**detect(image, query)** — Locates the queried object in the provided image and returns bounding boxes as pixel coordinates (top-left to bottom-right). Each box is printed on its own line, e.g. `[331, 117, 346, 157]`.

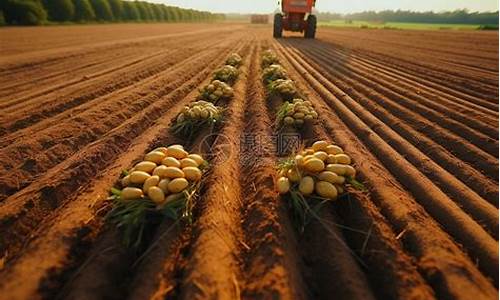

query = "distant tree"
[144, 2, 155, 20]
[1, 0, 47, 25]
[107, 0, 122, 20]
[89, 0, 113, 20]
[135, 1, 149, 21]
[42, 0, 75, 22]
[122, 0, 139, 21]
[72, 0, 95, 21]
[151, 3, 164, 21]
[0, 10, 5, 25]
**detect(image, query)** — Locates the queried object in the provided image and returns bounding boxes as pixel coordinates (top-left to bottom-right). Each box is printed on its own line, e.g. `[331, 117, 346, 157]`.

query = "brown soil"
[0, 24, 497, 300]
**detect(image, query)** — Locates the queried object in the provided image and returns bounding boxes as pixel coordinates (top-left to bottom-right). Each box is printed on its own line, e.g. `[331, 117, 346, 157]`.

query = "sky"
[151, 0, 499, 14]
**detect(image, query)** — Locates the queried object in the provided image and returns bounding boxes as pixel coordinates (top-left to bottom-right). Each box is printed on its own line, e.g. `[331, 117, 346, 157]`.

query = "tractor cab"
[274, 0, 317, 38]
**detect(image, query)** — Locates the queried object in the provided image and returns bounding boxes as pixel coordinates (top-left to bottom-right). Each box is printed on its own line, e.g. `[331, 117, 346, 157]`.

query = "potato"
[335, 154, 351, 165]
[326, 145, 343, 155]
[164, 167, 185, 178]
[143, 175, 160, 193]
[335, 184, 344, 194]
[158, 178, 170, 193]
[134, 161, 157, 173]
[129, 171, 151, 184]
[162, 157, 181, 168]
[121, 175, 130, 187]
[326, 164, 347, 175]
[287, 168, 301, 182]
[344, 165, 356, 178]
[148, 186, 165, 205]
[299, 176, 314, 195]
[121, 187, 143, 200]
[165, 193, 183, 204]
[294, 113, 305, 119]
[318, 171, 339, 184]
[294, 119, 304, 126]
[315, 181, 338, 200]
[326, 154, 337, 164]
[167, 147, 188, 159]
[313, 151, 328, 162]
[335, 176, 346, 185]
[153, 165, 168, 177]
[168, 178, 189, 193]
[277, 177, 290, 194]
[294, 155, 305, 167]
[303, 158, 325, 173]
[180, 158, 198, 168]
[188, 154, 204, 166]
[183, 167, 202, 181]
[312, 140, 328, 151]
[153, 147, 169, 155]
[144, 151, 166, 164]
[284, 116, 294, 125]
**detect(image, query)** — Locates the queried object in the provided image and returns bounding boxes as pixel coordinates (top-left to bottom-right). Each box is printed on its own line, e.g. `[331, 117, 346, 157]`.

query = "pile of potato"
[263, 64, 288, 83]
[175, 101, 222, 123]
[226, 53, 242, 67]
[279, 98, 318, 128]
[213, 65, 239, 83]
[276, 140, 356, 201]
[268, 79, 298, 99]
[120, 144, 206, 206]
[198, 80, 234, 102]
[262, 49, 279, 67]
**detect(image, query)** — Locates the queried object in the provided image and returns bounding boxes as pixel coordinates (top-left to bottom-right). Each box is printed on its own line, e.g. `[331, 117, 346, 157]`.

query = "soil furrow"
[276, 41, 499, 281]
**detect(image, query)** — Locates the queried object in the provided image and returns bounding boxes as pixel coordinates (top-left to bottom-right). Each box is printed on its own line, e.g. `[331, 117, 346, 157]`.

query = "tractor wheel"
[273, 14, 283, 38]
[305, 14, 316, 39]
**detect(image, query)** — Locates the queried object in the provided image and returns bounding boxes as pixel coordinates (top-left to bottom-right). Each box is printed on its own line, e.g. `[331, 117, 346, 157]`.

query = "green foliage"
[72, 0, 95, 21]
[0, 11, 5, 25]
[151, 3, 164, 21]
[122, 0, 139, 21]
[107, 0, 122, 20]
[42, 0, 75, 22]
[134, 1, 149, 21]
[1, 0, 47, 25]
[89, 0, 113, 21]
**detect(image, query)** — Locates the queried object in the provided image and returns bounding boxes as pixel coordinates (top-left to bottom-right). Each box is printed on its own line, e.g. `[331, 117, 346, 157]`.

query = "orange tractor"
[273, 0, 317, 38]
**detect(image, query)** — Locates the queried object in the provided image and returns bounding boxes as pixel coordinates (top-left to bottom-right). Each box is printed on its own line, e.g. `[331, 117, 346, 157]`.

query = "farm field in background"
[319, 19, 491, 30]
[0, 23, 498, 299]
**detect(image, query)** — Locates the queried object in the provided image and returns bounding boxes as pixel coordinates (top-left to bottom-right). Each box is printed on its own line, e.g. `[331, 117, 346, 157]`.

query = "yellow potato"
[183, 167, 202, 181]
[326, 145, 343, 155]
[152, 165, 168, 177]
[121, 175, 130, 187]
[335, 154, 351, 165]
[344, 165, 356, 178]
[277, 177, 290, 194]
[129, 171, 151, 184]
[326, 164, 347, 176]
[162, 157, 181, 168]
[312, 140, 328, 152]
[299, 176, 314, 195]
[318, 171, 339, 184]
[168, 178, 189, 193]
[313, 151, 328, 162]
[121, 187, 143, 200]
[180, 158, 198, 168]
[143, 175, 160, 193]
[167, 147, 188, 159]
[188, 154, 204, 166]
[326, 154, 337, 164]
[158, 178, 170, 193]
[153, 147, 169, 155]
[315, 181, 338, 200]
[148, 186, 165, 205]
[144, 151, 166, 164]
[303, 158, 325, 173]
[287, 168, 301, 182]
[335, 184, 344, 194]
[294, 155, 305, 167]
[134, 161, 157, 173]
[163, 167, 185, 179]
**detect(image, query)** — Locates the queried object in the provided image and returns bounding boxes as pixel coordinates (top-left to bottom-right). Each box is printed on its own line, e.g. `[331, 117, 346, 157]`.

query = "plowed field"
[0, 24, 498, 300]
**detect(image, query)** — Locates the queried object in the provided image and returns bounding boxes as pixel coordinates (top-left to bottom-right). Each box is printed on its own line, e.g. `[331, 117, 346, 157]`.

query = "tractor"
[273, 0, 317, 38]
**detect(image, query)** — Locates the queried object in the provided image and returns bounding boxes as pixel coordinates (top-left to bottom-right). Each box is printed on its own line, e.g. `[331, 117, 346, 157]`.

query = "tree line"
[0, 0, 224, 25]
[317, 10, 499, 25]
